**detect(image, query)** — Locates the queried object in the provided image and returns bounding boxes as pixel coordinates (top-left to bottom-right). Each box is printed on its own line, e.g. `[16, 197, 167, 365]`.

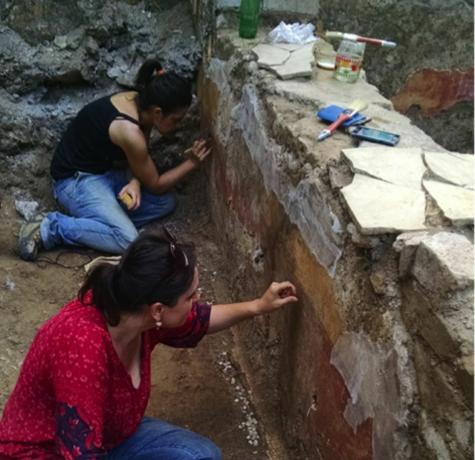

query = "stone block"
[346, 223, 380, 249]
[328, 165, 352, 190]
[424, 151, 474, 189]
[412, 232, 474, 293]
[423, 179, 474, 226]
[341, 174, 426, 235]
[342, 146, 425, 190]
[393, 231, 432, 277]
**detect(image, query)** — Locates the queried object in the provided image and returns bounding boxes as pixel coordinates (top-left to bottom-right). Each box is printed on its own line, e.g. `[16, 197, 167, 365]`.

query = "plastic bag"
[268, 21, 317, 45]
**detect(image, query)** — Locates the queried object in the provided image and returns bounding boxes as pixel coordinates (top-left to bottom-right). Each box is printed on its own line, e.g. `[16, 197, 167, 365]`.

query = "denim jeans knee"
[111, 225, 139, 252]
[193, 438, 222, 460]
[162, 193, 177, 216]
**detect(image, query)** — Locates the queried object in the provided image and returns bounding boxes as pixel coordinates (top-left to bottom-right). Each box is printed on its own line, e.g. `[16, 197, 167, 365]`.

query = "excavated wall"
[194, 6, 474, 458]
[0, 1, 472, 458]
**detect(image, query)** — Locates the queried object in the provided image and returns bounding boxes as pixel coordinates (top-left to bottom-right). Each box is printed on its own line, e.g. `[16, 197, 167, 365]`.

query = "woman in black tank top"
[18, 59, 211, 261]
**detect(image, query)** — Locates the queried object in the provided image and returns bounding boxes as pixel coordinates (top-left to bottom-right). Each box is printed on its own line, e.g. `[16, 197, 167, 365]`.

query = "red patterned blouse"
[0, 296, 211, 459]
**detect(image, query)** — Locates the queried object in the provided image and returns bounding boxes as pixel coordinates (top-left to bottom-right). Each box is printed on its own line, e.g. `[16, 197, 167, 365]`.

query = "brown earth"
[0, 170, 277, 459]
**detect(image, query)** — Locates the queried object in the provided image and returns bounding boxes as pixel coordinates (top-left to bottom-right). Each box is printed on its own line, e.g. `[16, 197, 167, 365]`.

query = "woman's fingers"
[199, 148, 212, 161]
[118, 187, 141, 211]
[192, 146, 212, 162]
[274, 281, 297, 298]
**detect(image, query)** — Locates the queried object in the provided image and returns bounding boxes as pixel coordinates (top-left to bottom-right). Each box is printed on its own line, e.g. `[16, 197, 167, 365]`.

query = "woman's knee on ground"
[189, 436, 222, 460]
[160, 192, 177, 217]
[146, 419, 222, 460]
[112, 225, 139, 252]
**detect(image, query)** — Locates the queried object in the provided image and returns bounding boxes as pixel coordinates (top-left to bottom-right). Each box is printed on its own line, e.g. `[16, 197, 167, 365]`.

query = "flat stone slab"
[342, 147, 425, 190]
[273, 43, 314, 80]
[424, 151, 474, 189]
[273, 43, 303, 52]
[423, 179, 474, 225]
[252, 43, 290, 68]
[412, 232, 474, 293]
[274, 68, 390, 108]
[252, 43, 314, 79]
[341, 174, 426, 235]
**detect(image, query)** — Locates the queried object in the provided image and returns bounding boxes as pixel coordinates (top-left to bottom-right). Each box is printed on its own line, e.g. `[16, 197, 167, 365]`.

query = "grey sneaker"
[18, 215, 44, 261]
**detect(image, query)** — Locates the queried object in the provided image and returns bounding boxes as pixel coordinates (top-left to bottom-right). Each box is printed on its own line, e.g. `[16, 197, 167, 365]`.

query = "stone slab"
[273, 43, 303, 52]
[341, 174, 426, 235]
[274, 68, 391, 108]
[342, 147, 425, 190]
[412, 232, 474, 293]
[423, 179, 474, 225]
[252, 43, 289, 69]
[272, 43, 314, 80]
[424, 151, 474, 189]
[253, 43, 315, 80]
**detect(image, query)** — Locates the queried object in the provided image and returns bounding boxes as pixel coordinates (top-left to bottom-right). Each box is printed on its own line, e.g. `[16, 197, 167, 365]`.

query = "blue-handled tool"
[317, 99, 367, 142]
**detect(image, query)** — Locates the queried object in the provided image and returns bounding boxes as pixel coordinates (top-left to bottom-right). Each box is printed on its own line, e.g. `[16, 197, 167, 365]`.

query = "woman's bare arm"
[110, 120, 210, 195]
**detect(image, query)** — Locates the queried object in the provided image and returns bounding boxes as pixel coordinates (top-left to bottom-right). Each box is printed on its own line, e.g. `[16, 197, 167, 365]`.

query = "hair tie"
[154, 68, 166, 77]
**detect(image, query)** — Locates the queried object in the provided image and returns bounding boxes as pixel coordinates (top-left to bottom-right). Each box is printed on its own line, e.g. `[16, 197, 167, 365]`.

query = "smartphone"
[348, 126, 400, 146]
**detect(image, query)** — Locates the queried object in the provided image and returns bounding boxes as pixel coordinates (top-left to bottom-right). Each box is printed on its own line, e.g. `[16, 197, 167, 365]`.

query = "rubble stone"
[412, 232, 474, 293]
[393, 231, 432, 277]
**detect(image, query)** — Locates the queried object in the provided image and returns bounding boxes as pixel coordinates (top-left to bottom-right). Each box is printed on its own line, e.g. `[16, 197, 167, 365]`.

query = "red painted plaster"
[392, 68, 474, 116]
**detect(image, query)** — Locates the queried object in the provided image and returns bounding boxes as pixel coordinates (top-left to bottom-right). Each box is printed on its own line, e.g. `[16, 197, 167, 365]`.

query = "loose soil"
[0, 170, 276, 459]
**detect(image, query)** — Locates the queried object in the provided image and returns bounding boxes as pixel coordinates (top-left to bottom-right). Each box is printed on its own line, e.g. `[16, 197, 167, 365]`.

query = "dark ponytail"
[135, 59, 193, 115]
[79, 228, 196, 326]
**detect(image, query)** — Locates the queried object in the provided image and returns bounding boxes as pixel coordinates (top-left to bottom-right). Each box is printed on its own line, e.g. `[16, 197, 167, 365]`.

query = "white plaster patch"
[424, 151, 474, 189]
[330, 332, 405, 460]
[423, 179, 474, 225]
[341, 174, 426, 235]
[342, 147, 425, 190]
[420, 411, 451, 460]
[234, 84, 342, 276]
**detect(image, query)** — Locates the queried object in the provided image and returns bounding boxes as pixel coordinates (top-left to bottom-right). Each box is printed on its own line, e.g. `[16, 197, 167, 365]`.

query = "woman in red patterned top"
[0, 228, 298, 459]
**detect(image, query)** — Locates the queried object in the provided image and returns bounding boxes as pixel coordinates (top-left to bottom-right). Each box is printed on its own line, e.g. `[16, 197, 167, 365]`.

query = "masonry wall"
[195, 13, 474, 459]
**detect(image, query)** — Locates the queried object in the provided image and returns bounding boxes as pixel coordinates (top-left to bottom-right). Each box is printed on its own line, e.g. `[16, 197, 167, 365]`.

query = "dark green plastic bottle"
[239, 0, 261, 39]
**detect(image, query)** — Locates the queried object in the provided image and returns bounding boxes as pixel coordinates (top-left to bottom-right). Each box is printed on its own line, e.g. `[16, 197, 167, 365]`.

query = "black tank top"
[50, 94, 139, 180]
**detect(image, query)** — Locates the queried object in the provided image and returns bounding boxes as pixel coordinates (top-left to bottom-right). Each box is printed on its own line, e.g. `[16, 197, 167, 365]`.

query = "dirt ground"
[0, 170, 276, 459]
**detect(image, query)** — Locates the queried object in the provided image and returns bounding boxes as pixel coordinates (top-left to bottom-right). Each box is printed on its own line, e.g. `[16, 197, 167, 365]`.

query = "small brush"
[317, 99, 367, 142]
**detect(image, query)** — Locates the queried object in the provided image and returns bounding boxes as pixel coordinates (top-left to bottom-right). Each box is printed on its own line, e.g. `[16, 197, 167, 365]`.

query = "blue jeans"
[107, 417, 222, 460]
[40, 170, 176, 254]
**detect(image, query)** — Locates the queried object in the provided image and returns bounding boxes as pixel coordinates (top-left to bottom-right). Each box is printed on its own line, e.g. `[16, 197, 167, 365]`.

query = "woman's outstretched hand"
[207, 281, 298, 334]
[118, 178, 141, 211]
[189, 138, 212, 164]
[254, 281, 298, 315]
